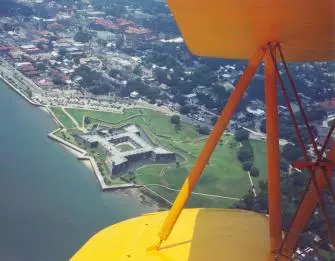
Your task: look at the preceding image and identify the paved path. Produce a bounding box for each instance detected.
[144,184,240,201]
[242,126,289,146]
[142,186,173,205]
[247,171,257,197]
[62,107,86,132]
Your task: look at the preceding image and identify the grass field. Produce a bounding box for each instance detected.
[116,143,134,152]
[66,108,139,125]
[50,107,77,129]
[252,140,268,183]
[53,107,267,208]
[66,108,200,141]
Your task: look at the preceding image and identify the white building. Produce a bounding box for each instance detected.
[130,91,139,99]
[184,93,198,105]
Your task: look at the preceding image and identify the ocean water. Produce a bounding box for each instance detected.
[0,81,150,261]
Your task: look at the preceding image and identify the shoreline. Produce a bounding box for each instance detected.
[0,77,163,211]
[0,75,41,106]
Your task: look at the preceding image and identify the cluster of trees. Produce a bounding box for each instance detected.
[235,129,260,177]
[73,65,102,86]
[233,168,335,258]
[282,144,302,162]
[36,62,47,72]
[0,0,33,17]
[196,125,211,135]
[52,77,66,86]
[74,31,93,43]
[142,13,180,35]
[170,115,181,132]
[294,107,327,123]
[122,79,160,103]
[235,128,250,142]
[237,141,253,163]
[260,116,311,145]
[179,105,193,115]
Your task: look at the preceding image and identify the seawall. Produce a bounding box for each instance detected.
[0,73,41,107]
[48,128,137,191]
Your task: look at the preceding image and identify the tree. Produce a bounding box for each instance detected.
[196,93,216,109]
[74,31,92,43]
[176,161,180,168]
[250,166,260,177]
[175,95,186,106]
[242,161,253,171]
[210,116,218,126]
[145,87,160,101]
[235,129,250,142]
[58,48,67,56]
[26,88,32,98]
[128,171,135,181]
[47,41,53,51]
[52,77,64,85]
[237,141,254,162]
[280,159,289,172]
[197,125,211,135]
[36,62,47,71]
[84,117,91,125]
[115,37,124,49]
[179,105,191,114]
[73,57,80,65]
[170,115,180,125]
[282,144,302,162]
[109,68,121,78]
[74,65,101,86]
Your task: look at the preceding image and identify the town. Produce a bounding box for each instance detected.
[0,0,333,138]
[0,0,334,259]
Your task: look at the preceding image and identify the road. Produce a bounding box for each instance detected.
[243,127,289,146]
[180,114,212,128]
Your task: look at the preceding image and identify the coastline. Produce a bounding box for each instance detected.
[0,74,41,107]
[0,76,163,210]
[58,142,94,171]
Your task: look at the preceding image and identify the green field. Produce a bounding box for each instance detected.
[66,108,139,125]
[54,107,267,208]
[50,107,76,129]
[252,140,268,183]
[66,108,199,141]
[116,143,134,152]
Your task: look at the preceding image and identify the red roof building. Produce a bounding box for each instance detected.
[319,98,335,110]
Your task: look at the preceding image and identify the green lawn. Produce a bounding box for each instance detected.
[51,107,76,129]
[116,143,134,152]
[136,136,251,203]
[252,140,268,183]
[66,107,139,125]
[66,108,199,141]
[53,107,267,208]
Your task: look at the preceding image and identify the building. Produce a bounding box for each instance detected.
[130,91,139,99]
[74,124,176,175]
[184,93,198,105]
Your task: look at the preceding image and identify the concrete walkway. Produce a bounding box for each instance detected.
[242,126,289,146]
[247,171,257,197]
[144,184,240,201]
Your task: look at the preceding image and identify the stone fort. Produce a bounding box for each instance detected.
[75,124,176,175]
